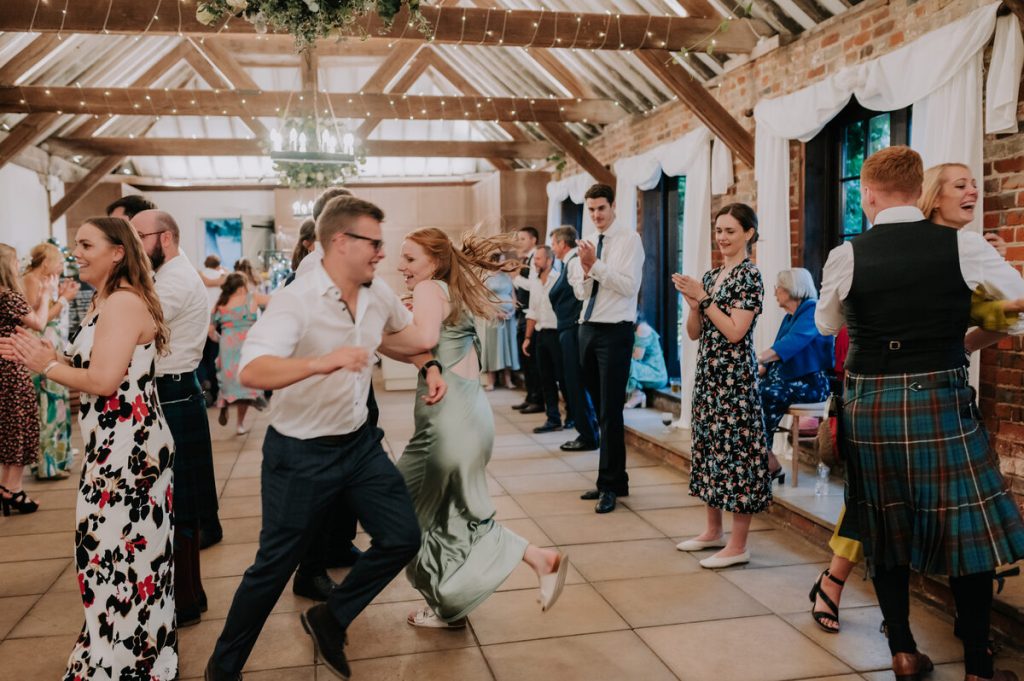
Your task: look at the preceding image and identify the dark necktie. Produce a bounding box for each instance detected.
[582,234,604,322]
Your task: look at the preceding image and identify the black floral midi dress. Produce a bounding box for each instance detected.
[688,260,772,514]
[63,313,177,681]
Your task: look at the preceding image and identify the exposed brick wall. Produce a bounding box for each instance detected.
[556,0,1024,507]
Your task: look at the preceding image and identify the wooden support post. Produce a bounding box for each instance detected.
[537,122,614,186]
[50,156,125,223]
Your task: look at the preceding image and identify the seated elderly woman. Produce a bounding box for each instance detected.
[757,268,834,478]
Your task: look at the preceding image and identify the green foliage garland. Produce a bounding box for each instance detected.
[196,0,427,50]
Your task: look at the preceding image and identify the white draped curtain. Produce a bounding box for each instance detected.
[610,127,734,427]
[752,2,1024,355]
[546,171,596,239]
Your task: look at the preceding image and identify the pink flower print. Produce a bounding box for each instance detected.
[104,396,121,413]
[136,575,155,601]
[99,491,110,509]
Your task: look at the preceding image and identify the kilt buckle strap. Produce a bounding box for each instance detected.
[888,340,902,350]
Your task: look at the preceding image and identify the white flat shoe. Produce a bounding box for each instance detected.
[539,552,569,612]
[406,606,466,629]
[699,551,750,569]
[676,536,727,552]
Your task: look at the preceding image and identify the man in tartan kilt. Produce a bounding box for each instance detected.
[816,146,1024,681]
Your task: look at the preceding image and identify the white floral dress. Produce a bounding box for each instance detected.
[63,313,177,681]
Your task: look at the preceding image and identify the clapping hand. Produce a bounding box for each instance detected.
[0,326,58,373]
[672,273,706,309]
[58,279,81,301]
[310,346,370,375]
[578,240,597,270]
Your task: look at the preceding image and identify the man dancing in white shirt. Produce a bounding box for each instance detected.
[205,196,445,681]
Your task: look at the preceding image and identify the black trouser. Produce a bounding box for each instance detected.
[535,328,568,425]
[210,424,421,675]
[295,387,380,576]
[872,564,995,678]
[517,311,543,405]
[197,336,219,398]
[579,322,633,495]
[559,325,598,445]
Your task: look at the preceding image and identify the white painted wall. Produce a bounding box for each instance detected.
[0,164,63,258]
[127,189,275,265]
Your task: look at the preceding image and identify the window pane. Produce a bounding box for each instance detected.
[842,120,866,178]
[841,179,863,237]
[867,114,891,155]
[676,175,687,360]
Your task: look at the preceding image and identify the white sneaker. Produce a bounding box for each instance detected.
[699,550,751,569]
[406,606,466,629]
[675,536,727,551]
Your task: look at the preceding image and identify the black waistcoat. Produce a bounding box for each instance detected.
[844,220,972,375]
[514,253,533,312]
[549,253,582,332]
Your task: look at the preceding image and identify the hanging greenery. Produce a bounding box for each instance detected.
[274,160,361,188]
[196,0,428,50]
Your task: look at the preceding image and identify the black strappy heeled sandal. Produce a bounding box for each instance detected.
[0,484,39,516]
[808,568,845,633]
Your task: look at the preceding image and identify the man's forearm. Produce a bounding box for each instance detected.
[240,355,316,390]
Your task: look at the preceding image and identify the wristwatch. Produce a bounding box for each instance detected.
[420,359,443,378]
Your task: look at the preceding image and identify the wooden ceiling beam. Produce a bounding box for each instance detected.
[0,3,760,53]
[354,50,432,141]
[301,50,319,92]
[0,112,61,169]
[359,41,421,94]
[67,40,193,139]
[0,86,624,123]
[0,34,64,84]
[675,0,720,18]
[49,137,557,159]
[536,122,614,186]
[187,39,269,138]
[634,49,753,167]
[200,36,395,57]
[50,155,125,223]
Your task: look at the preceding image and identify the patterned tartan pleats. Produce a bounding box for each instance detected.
[844,368,1024,576]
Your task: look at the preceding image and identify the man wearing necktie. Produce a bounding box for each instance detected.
[570,184,645,514]
[512,226,545,413]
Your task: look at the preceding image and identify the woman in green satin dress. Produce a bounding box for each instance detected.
[390,227,568,628]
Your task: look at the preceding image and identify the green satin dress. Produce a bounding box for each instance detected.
[398,281,528,622]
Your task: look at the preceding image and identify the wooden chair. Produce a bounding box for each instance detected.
[777,399,830,487]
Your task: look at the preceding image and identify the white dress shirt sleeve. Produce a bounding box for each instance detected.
[815,241,853,336]
[524,276,542,321]
[958,229,1024,335]
[588,231,644,299]
[239,290,306,373]
[378,282,414,333]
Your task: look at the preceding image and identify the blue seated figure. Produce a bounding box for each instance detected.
[625,315,669,408]
[757,268,835,475]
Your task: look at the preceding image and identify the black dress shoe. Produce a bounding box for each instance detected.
[595,491,617,514]
[293,571,338,602]
[533,421,563,433]
[205,657,242,681]
[519,404,545,414]
[301,604,351,680]
[324,544,363,569]
[561,439,599,452]
[512,401,533,411]
[199,528,223,550]
[580,489,600,500]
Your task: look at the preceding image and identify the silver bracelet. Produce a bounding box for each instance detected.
[42,359,60,377]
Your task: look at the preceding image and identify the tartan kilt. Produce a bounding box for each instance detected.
[157,374,220,525]
[843,367,1024,577]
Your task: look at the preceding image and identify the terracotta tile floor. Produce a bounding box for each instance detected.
[1,382,1022,681]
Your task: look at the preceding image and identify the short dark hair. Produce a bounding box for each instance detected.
[203,255,221,268]
[106,195,156,219]
[714,203,759,252]
[517,226,539,242]
[550,225,578,248]
[584,183,615,205]
[312,187,353,221]
[317,195,385,245]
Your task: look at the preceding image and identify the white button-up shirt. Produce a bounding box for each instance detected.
[239,262,412,439]
[568,221,644,324]
[816,205,1024,336]
[561,248,584,301]
[154,253,210,376]
[294,242,323,279]
[526,268,559,330]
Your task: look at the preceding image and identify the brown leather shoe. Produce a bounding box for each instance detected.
[965,672,1020,681]
[892,651,934,681]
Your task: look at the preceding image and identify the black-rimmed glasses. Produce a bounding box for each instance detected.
[345,232,385,252]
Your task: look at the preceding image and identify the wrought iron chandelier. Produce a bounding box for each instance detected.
[269,114,365,189]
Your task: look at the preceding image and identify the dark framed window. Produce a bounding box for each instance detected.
[804,99,911,285]
[638,174,686,378]
[560,198,583,233]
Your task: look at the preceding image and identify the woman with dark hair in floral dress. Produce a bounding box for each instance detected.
[1,218,177,681]
[673,203,771,570]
